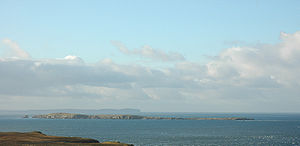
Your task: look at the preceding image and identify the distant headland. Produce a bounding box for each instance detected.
[0,108,141,115]
[32,113,254,120]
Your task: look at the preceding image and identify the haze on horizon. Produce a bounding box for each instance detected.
[0,0,300,113]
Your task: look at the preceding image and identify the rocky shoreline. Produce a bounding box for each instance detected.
[0,131,133,146]
[32,113,254,120]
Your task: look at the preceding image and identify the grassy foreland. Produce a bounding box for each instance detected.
[0,131,133,146]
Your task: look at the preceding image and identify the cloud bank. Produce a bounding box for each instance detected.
[1,32,300,112]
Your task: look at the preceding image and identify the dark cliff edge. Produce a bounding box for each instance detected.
[0,131,133,146]
[32,113,254,120]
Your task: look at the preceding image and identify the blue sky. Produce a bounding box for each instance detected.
[1,0,299,63]
[0,0,300,112]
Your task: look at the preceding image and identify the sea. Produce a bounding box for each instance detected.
[0,113,300,146]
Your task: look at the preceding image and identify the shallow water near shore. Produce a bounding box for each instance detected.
[1,113,300,146]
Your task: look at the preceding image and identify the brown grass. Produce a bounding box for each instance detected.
[0,131,133,146]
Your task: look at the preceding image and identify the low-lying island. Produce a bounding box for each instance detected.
[32,113,254,120]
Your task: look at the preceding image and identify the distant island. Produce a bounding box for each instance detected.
[32,113,254,120]
[0,131,133,145]
[0,108,140,115]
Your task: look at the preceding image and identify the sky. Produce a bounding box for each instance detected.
[0,0,300,112]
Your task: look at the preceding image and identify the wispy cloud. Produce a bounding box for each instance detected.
[1,39,31,59]
[111,41,185,62]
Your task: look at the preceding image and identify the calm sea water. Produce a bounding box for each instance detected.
[0,113,300,146]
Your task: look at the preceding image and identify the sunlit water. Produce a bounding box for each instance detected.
[0,113,300,146]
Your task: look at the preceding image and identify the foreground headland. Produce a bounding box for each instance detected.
[0,131,133,146]
[32,113,254,120]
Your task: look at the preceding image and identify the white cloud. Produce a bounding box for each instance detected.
[1,31,300,112]
[1,39,31,59]
[111,41,185,62]
[204,31,300,87]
